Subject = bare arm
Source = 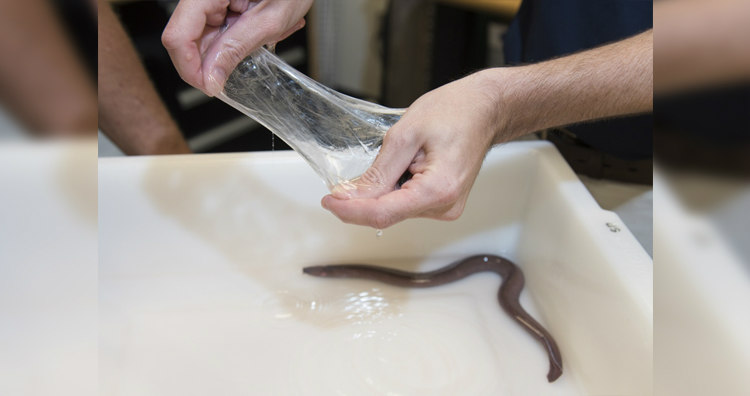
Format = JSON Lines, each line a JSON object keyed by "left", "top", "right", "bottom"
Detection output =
{"left": 654, "top": 0, "right": 750, "bottom": 94}
{"left": 323, "top": 30, "right": 653, "bottom": 229}
{"left": 0, "top": 0, "right": 97, "bottom": 134}
{"left": 98, "top": 0, "right": 191, "bottom": 155}
{"left": 490, "top": 30, "right": 652, "bottom": 141}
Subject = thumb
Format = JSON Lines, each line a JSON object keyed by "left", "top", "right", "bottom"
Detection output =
{"left": 202, "top": 16, "right": 272, "bottom": 96}
{"left": 333, "top": 126, "right": 419, "bottom": 200}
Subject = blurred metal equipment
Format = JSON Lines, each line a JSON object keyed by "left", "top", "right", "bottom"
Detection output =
{"left": 308, "top": 0, "right": 389, "bottom": 100}
{"left": 381, "top": 0, "right": 435, "bottom": 107}
{"left": 381, "top": 0, "right": 518, "bottom": 107}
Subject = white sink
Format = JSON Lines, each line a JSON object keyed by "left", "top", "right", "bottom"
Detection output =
{"left": 0, "top": 141, "right": 97, "bottom": 396}
{"left": 653, "top": 173, "right": 750, "bottom": 396}
{"left": 99, "top": 141, "right": 652, "bottom": 395}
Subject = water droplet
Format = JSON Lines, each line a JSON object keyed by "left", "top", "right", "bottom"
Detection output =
{"left": 375, "top": 229, "right": 383, "bottom": 238}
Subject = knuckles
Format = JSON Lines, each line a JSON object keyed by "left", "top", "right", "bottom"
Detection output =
{"left": 161, "top": 27, "right": 179, "bottom": 49}
{"left": 253, "top": 14, "right": 286, "bottom": 39}
{"left": 359, "top": 166, "right": 387, "bottom": 189}
{"left": 434, "top": 187, "right": 460, "bottom": 207}
{"left": 429, "top": 176, "right": 461, "bottom": 207}
{"left": 217, "top": 37, "right": 248, "bottom": 64}
{"left": 439, "top": 204, "right": 465, "bottom": 221}
{"left": 383, "top": 127, "right": 413, "bottom": 150}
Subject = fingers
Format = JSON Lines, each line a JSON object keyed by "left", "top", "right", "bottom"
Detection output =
{"left": 333, "top": 121, "right": 420, "bottom": 200}
{"left": 162, "top": 0, "right": 229, "bottom": 91}
{"left": 276, "top": 18, "right": 306, "bottom": 43}
{"left": 228, "top": 0, "right": 252, "bottom": 13}
{"left": 323, "top": 185, "right": 429, "bottom": 229}
{"left": 163, "top": 0, "right": 310, "bottom": 96}
{"left": 323, "top": 171, "right": 466, "bottom": 229}
{"left": 201, "top": 9, "right": 307, "bottom": 95}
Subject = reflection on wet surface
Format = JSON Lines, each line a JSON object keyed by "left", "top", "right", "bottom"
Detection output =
{"left": 264, "top": 286, "right": 403, "bottom": 328}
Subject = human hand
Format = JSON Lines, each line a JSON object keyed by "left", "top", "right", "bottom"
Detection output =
{"left": 322, "top": 30, "right": 654, "bottom": 229}
{"left": 162, "top": 0, "right": 313, "bottom": 96}
{"left": 321, "top": 70, "right": 509, "bottom": 229}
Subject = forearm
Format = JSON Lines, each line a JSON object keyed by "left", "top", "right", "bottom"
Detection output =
{"left": 654, "top": 0, "right": 750, "bottom": 93}
{"left": 98, "top": 0, "right": 190, "bottom": 155}
{"left": 0, "top": 0, "right": 97, "bottom": 134}
{"left": 483, "top": 30, "right": 653, "bottom": 143}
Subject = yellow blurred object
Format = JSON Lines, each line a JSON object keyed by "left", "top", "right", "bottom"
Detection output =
{"left": 436, "top": 0, "right": 522, "bottom": 18}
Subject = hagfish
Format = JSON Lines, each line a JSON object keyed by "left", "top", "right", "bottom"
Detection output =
{"left": 303, "top": 254, "right": 563, "bottom": 382}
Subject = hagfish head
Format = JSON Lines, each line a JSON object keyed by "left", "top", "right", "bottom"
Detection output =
{"left": 302, "top": 266, "right": 329, "bottom": 277}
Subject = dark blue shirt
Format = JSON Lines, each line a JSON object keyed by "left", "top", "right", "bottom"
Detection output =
{"left": 504, "top": 0, "right": 653, "bottom": 160}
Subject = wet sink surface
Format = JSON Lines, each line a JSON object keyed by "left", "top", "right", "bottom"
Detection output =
{"left": 99, "top": 142, "right": 652, "bottom": 395}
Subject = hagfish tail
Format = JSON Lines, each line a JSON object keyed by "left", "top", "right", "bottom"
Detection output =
{"left": 302, "top": 254, "right": 563, "bottom": 382}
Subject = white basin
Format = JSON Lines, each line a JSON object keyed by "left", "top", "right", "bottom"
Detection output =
{"left": 0, "top": 141, "right": 97, "bottom": 396}
{"left": 98, "top": 141, "right": 652, "bottom": 395}
{"left": 653, "top": 173, "right": 750, "bottom": 395}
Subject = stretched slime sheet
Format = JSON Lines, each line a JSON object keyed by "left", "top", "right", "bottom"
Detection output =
{"left": 218, "top": 47, "right": 405, "bottom": 189}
